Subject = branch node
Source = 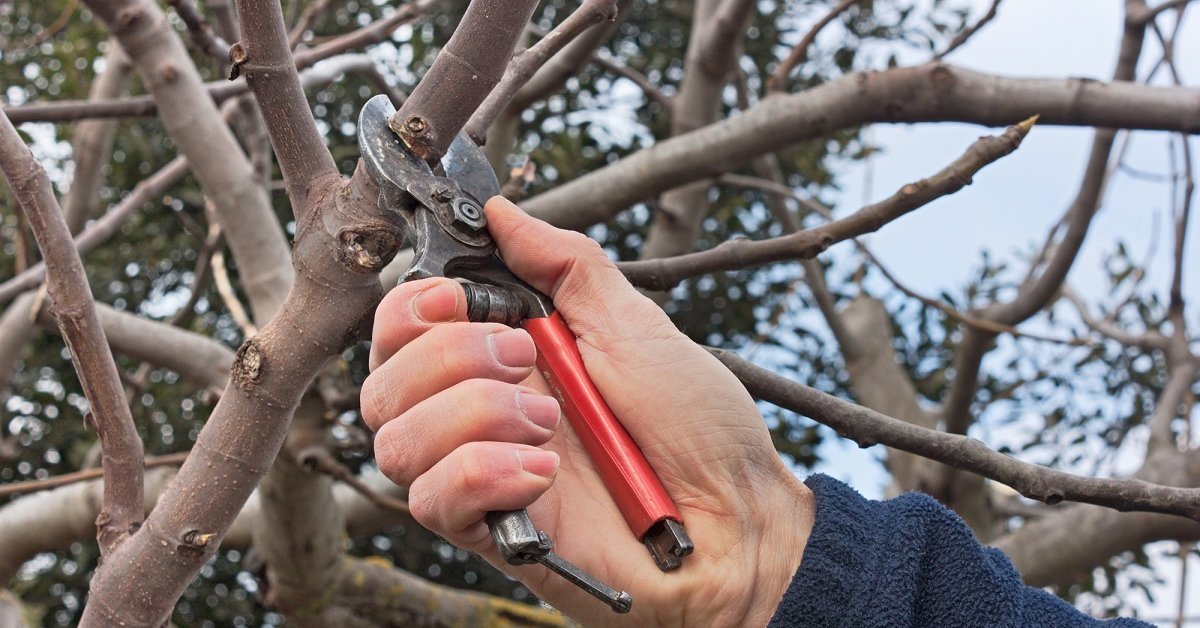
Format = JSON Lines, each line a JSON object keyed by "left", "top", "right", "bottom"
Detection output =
{"left": 336, "top": 228, "right": 402, "bottom": 273}
{"left": 228, "top": 42, "right": 248, "bottom": 80}
{"left": 233, "top": 339, "right": 265, "bottom": 387}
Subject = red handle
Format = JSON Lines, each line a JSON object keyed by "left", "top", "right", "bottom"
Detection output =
{"left": 523, "top": 312, "right": 682, "bottom": 539}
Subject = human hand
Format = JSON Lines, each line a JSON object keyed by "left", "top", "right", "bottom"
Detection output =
{"left": 362, "top": 197, "right": 814, "bottom": 626}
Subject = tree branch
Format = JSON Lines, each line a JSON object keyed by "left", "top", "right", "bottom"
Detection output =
{"left": 709, "top": 348, "right": 1200, "bottom": 522}
{"left": 167, "top": 0, "right": 231, "bottom": 62}
{"left": 0, "top": 452, "right": 188, "bottom": 498}
{"left": 618, "top": 116, "right": 1035, "bottom": 290}
{"left": 0, "top": 112, "right": 144, "bottom": 555}
{"left": 233, "top": 0, "right": 339, "bottom": 222}
{"left": 464, "top": 0, "right": 619, "bottom": 143}
{"left": 933, "top": 0, "right": 1002, "bottom": 61}
{"left": 766, "top": 0, "right": 858, "bottom": 93}
{"left": 82, "top": 0, "right": 294, "bottom": 322}
{"left": 0, "top": 156, "right": 189, "bottom": 308}
{"left": 390, "top": 0, "right": 540, "bottom": 162}
{"left": 940, "top": 5, "right": 1147, "bottom": 434}
{"left": 524, "top": 63, "right": 1200, "bottom": 231}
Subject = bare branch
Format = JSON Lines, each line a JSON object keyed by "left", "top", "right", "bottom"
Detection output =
{"left": 390, "top": 0, "right": 540, "bottom": 162}
{"left": 82, "top": 0, "right": 294, "bottom": 322}
{"left": 4, "top": 7, "right": 436, "bottom": 125}
{"left": 287, "top": 0, "right": 337, "bottom": 48}
{"left": 1129, "top": 0, "right": 1195, "bottom": 24}
{"left": 933, "top": 0, "right": 1002, "bottom": 61}
{"left": 297, "top": 446, "right": 410, "bottom": 514}
{"left": 508, "top": 0, "right": 633, "bottom": 111}
{"left": 465, "top": 0, "right": 619, "bottom": 142}
{"left": 709, "top": 348, "right": 1200, "bottom": 522}
{"left": 941, "top": 9, "right": 1148, "bottom": 434}
{"left": 1062, "top": 287, "right": 1169, "bottom": 350}
{"left": 591, "top": 49, "right": 673, "bottom": 110}
{"left": 618, "top": 116, "right": 1035, "bottom": 290}
{"left": 0, "top": 452, "right": 188, "bottom": 498}
{"left": 766, "top": 0, "right": 858, "bottom": 93}
{"left": 524, "top": 64, "right": 1200, "bottom": 231}
{"left": 62, "top": 38, "right": 133, "bottom": 233}
{"left": 0, "top": 112, "right": 144, "bottom": 554}
{"left": 0, "top": 156, "right": 190, "bottom": 308}
{"left": 233, "top": 0, "right": 339, "bottom": 221}
{"left": 167, "top": 0, "right": 231, "bottom": 61}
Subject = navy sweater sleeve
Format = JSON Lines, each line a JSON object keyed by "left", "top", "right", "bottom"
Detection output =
{"left": 768, "top": 475, "right": 1150, "bottom": 627}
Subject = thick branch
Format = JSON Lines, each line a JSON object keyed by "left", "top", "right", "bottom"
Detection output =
{"left": 37, "top": 301, "right": 235, "bottom": 392}
{"left": 618, "top": 117, "right": 1034, "bottom": 290}
{"left": 233, "top": 0, "right": 339, "bottom": 221}
{"left": 78, "top": 162, "right": 399, "bottom": 627}
{"left": 524, "top": 63, "right": 1200, "bottom": 230}
{"left": 464, "top": 0, "right": 619, "bottom": 142}
{"left": 709, "top": 348, "right": 1200, "bottom": 522}
{"left": 82, "top": 0, "right": 293, "bottom": 322}
{"left": 389, "top": 0, "right": 539, "bottom": 162}
{"left": 994, "top": 451, "right": 1200, "bottom": 587}
{"left": 0, "top": 113, "right": 144, "bottom": 555}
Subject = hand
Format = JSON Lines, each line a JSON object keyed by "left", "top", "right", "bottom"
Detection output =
{"left": 362, "top": 197, "right": 814, "bottom": 626}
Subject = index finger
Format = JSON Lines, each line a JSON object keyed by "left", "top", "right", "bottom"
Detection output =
{"left": 369, "top": 277, "right": 468, "bottom": 371}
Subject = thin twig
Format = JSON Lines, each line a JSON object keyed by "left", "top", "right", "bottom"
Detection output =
{"left": 0, "top": 0, "right": 79, "bottom": 53}
{"left": 709, "top": 347, "right": 1200, "bottom": 522}
{"left": 211, "top": 248, "right": 257, "bottom": 337}
{"left": 618, "top": 116, "right": 1037, "bottom": 290}
{"left": 933, "top": 0, "right": 1002, "bottom": 60}
{"left": 5, "top": 3, "right": 439, "bottom": 125}
{"left": 766, "top": 0, "right": 858, "bottom": 94}
{"left": 0, "top": 452, "right": 190, "bottom": 498}
{"left": 0, "top": 156, "right": 190, "bottom": 308}
{"left": 287, "top": 0, "right": 337, "bottom": 48}
{"left": 297, "top": 447, "right": 409, "bottom": 513}
{"left": 0, "top": 112, "right": 144, "bottom": 554}
{"left": 167, "top": 0, "right": 231, "bottom": 62}
{"left": 465, "top": 0, "right": 620, "bottom": 142}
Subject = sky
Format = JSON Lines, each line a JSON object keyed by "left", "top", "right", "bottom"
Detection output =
{"left": 801, "top": 1, "right": 1198, "bottom": 623}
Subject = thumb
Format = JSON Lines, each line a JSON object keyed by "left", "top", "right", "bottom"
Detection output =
{"left": 482, "top": 196, "right": 672, "bottom": 341}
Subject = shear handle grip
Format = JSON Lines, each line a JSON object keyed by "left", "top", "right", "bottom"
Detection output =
{"left": 522, "top": 312, "right": 682, "bottom": 539}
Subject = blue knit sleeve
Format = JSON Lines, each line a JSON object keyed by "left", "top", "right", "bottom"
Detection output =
{"left": 768, "top": 474, "right": 1151, "bottom": 627}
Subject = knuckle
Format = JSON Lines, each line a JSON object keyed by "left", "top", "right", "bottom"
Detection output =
{"left": 374, "top": 429, "right": 415, "bottom": 486}
{"left": 455, "top": 446, "right": 497, "bottom": 495}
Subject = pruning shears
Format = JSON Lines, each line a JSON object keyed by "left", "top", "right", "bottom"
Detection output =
{"left": 358, "top": 95, "right": 692, "bottom": 613}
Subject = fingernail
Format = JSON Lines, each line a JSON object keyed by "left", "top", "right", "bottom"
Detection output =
{"left": 517, "top": 391, "right": 560, "bottom": 431}
{"left": 517, "top": 450, "right": 559, "bottom": 479}
{"left": 412, "top": 282, "right": 459, "bottom": 323}
{"left": 489, "top": 328, "right": 535, "bottom": 367}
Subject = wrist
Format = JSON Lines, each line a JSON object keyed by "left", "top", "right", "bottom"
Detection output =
{"left": 743, "top": 472, "right": 814, "bottom": 626}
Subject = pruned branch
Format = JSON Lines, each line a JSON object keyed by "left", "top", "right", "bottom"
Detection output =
{"left": 709, "top": 348, "right": 1200, "bottom": 522}
{"left": 465, "top": 0, "right": 619, "bottom": 142}
{"left": 0, "top": 112, "right": 144, "bottom": 555}
{"left": 524, "top": 63, "right": 1200, "bottom": 231}
{"left": 618, "top": 116, "right": 1035, "bottom": 290}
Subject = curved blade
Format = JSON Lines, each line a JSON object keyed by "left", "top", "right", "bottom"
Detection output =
{"left": 444, "top": 133, "right": 501, "bottom": 204}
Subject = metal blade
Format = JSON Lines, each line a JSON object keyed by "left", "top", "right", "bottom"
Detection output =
{"left": 443, "top": 133, "right": 501, "bottom": 205}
